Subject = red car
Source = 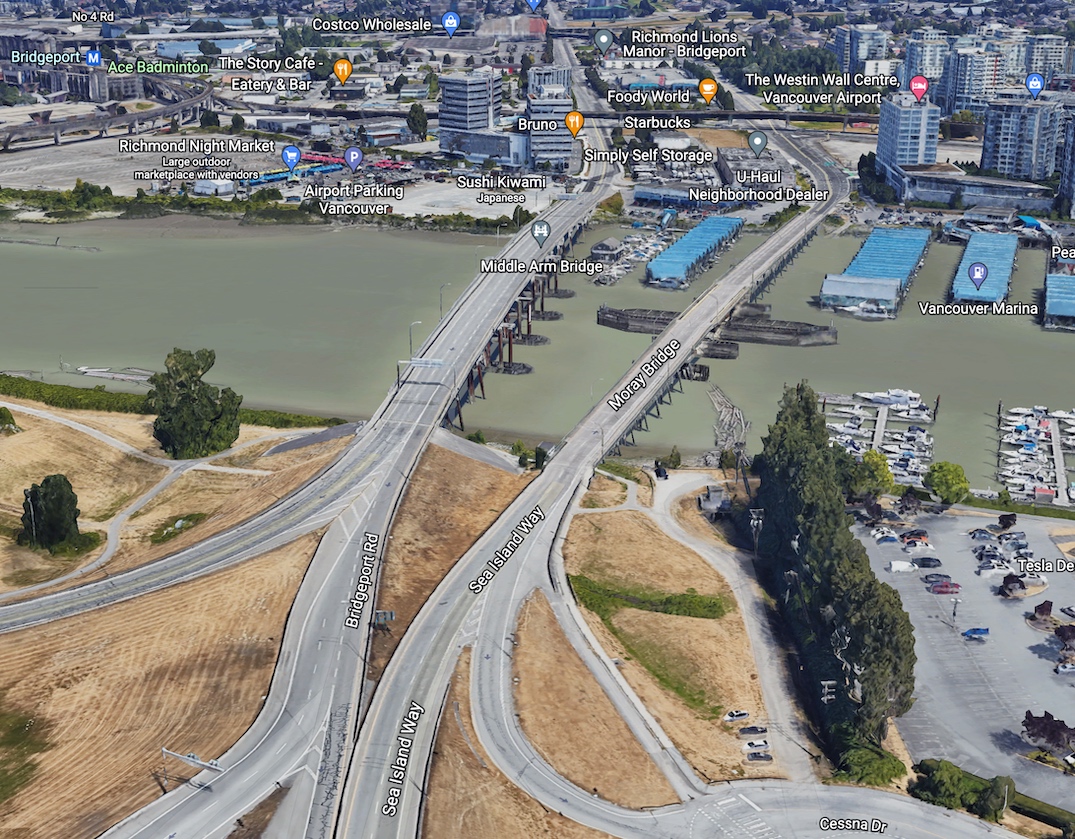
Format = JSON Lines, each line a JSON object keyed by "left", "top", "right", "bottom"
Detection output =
{"left": 929, "top": 581, "right": 961, "bottom": 594}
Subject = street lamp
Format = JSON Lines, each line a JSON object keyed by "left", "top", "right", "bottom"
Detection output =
{"left": 439, "top": 283, "right": 451, "bottom": 320}
{"left": 951, "top": 597, "right": 962, "bottom": 621}
{"left": 409, "top": 321, "right": 422, "bottom": 358}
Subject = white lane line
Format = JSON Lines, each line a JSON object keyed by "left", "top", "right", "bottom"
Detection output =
{"left": 333, "top": 667, "right": 338, "bottom": 679}
{"left": 275, "top": 742, "right": 287, "bottom": 754}
{"left": 738, "top": 794, "right": 762, "bottom": 811}
{"left": 317, "top": 641, "right": 322, "bottom": 650}
{"left": 313, "top": 665, "right": 318, "bottom": 675}
{"left": 297, "top": 714, "right": 304, "bottom": 725}
{"left": 322, "top": 618, "right": 326, "bottom": 628}
{"left": 717, "top": 797, "right": 737, "bottom": 805}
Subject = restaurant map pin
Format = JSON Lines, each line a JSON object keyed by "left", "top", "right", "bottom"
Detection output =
{"left": 748, "top": 131, "right": 767, "bottom": 158}
{"left": 698, "top": 78, "right": 718, "bottom": 105}
{"left": 593, "top": 29, "right": 614, "bottom": 55}
{"left": 566, "top": 111, "right": 584, "bottom": 138}
{"left": 333, "top": 59, "right": 352, "bottom": 85}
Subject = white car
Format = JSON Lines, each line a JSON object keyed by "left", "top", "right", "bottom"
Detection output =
{"left": 871, "top": 526, "right": 895, "bottom": 538}
{"left": 903, "top": 541, "right": 933, "bottom": 552}
{"left": 723, "top": 710, "right": 750, "bottom": 722}
{"left": 1055, "top": 663, "right": 1075, "bottom": 674}
{"left": 742, "top": 740, "right": 770, "bottom": 751}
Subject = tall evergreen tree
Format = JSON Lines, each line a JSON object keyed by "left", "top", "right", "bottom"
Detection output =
{"left": 21, "top": 474, "right": 80, "bottom": 550}
{"left": 147, "top": 348, "right": 242, "bottom": 459}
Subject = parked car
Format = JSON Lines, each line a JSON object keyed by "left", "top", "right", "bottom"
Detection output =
{"left": 1061, "top": 606, "right": 1075, "bottom": 620}
{"left": 746, "top": 752, "right": 773, "bottom": 762}
{"left": 899, "top": 529, "right": 928, "bottom": 543}
{"left": 930, "top": 581, "right": 962, "bottom": 594}
{"left": 968, "top": 529, "right": 994, "bottom": 541}
{"left": 1003, "top": 540, "right": 1030, "bottom": 553}
{"left": 876, "top": 534, "right": 899, "bottom": 544}
{"left": 742, "top": 740, "right": 770, "bottom": 751}
{"left": 723, "top": 710, "right": 750, "bottom": 722}
{"left": 913, "top": 556, "right": 942, "bottom": 568}
{"left": 739, "top": 726, "right": 767, "bottom": 737}
{"left": 922, "top": 573, "right": 951, "bottom": 584}
{"left": 904, "top": 541, "right": 933, "bottom": 552}
{"left": 1055, "top": 663, "right": 1075, "bottom": 674}
{"left": 973, "top": 545, "right": 1002, "bottom": 560}
{"left": 998, "top": 531, "right": 1026, "bottom": 543}
{"left": 871, "top": 526, "right": 895, "bottom": 538}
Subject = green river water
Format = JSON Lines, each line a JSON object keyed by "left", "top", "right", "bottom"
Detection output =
{"left": 0, "top": 218, "right": 1068, "bottom": 487}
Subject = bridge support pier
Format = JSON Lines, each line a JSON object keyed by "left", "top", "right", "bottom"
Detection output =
{"left": 53, "top": 129, "right": 61, "bottom": 145}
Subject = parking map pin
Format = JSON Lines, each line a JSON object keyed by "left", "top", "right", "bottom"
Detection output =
{"left": 910, "top": 75, "right": 929, "bottom": 102}
{"left": 282, "top": 145, "right": 301, "bottom": 172}
{"left": 1026, "top": 73, "right": 1044, "bottom": 99}
{"left": 442, "top": 11, "right": 459, "bottom": 37}
{"left": 531, "top": 220, "right": 550, "bottom": 247}
{"left": 698, "top": 78, "right": 718, "bottom": 105}
{"left": 566, "top": 111, "right": 584, "bottom": 138}
{"left": 526, "top": 0, "right": 541, "bottom": 10}
{"left": 345, "top": 147, "right": 363, "bottom": 173}
{"left": 969, "top": 262, "right": 988, "bottom": 290}
{"left": 748, "top": 131, "right": 767, "bottom": 158}
{"left": 593, "top": 29, "right": 614, "bottom": 55}
{"left": 333, "top": 59, "right": 353, "bottom": 85}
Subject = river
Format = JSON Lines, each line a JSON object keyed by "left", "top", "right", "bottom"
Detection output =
{"left": 1, "top": 217, "right": 1068, "bottom": 487}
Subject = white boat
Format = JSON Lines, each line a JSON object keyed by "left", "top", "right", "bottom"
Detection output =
{"left": 854, "top": 388, "right": 921, "bottom": 405}
{"left": 832, "top": 405, "right": 870, "bottom": 417}
{"left": 891, "top": 407, "right": 933, "bottom": 422}
{"left": 836, "top": 302, "right": 894, "bottom": 320}
{"left": 1049, "top": 409, "right": 1075, "bottom": 420}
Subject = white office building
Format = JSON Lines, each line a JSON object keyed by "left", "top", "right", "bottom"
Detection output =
{"left": 875, "top": 91, "right": 940, "bottom": 190}
{"left": 525, "top": 65, "right": 573, "bottom": 169}
{"left": 981, "top": 93, "right": 1060, "bottom": 180}
{"left": 905, "top": 28, "right": 949, "bottom": 80}
{"left": 438, "top": 70, "right": 501, "bottom": 132}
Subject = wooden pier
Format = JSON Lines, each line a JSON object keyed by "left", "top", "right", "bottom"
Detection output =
{"left": 871, "top": 406, "right": 889, "bottom": 450}
{"left": 1049, "top": 430, "right": 1071, "bottom": 506}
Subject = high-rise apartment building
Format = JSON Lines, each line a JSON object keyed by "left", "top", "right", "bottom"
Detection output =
{"left": 1059, "top": 118, "right": 1075, "bottom": 216}
{"left": 875, "top": 91, "right": 940, "bottom": 190}
{"left": 828, "top": 24, "right": 889, "bottom": 73}
{"left": 981, "top": 93, "right": 1060, "bottom": 180}
{"left": 905, "top": 28, "right": 949, "bottom": 80}
{"left": 525, "top": 65, "right": 573, "bottom": 169}
{"left": 1025, "top": 34, "right": 1066, "bottom": 82}
{"left": 438, "top": 70, "right": 502, "bottom": 132}
{"left": 940, "top": 48, "right": 1003, "bottom": 116}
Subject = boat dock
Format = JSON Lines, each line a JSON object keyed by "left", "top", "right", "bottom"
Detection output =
{"left": 1049, "top": 431, "right": 1070, "bottom": 506}
{"left": 818, "top": 227, "right": 932, "bottom": 319}
{"left": 872, "top": 405, "right": 889, "bottom": 450}
{"left": 950, "top": 232, "right": 1018, "bottom": 303}
{"left": 994, "top": 403, "right": 1073, "bottom": 506}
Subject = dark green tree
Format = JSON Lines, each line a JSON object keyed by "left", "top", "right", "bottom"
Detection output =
{"left": 230, "top": 113, "right": 245, "bottom": 133}
{"left": 200, "top": 110, "right": 220, "bottom": 128}
{"left": 924, "top": 461, "right": 969, "bottom": 504}
{"left": 972, "top": 776, "right": 1015, "bottom": 822}
{"left": 20, "top": 474, "right": 80, "bottom": 550}
{"left": 911, "top": 760, "right": 973, "bottom": 809}
{"left": 406, "top": 102, "right": 428, "bottom": 136}
{"left": 534, "top": 446, "right": 548, "bottom": 470}
{"left": 0, "top": 405, "right": 17, "bottom": 431}
{"left": 146, "top": 348, "right": 242, "bottom": 459}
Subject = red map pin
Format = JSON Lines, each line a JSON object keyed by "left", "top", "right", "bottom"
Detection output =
{"left": 910, "top": 75, "right": 929, "bottom": 102}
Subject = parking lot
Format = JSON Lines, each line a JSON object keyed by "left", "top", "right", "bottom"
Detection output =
{"left": 859, "top": 507, "right": 1075, "bottom": 808}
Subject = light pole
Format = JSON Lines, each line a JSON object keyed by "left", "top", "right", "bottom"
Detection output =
{"left": 590, "top": 377, "right": 604, "bottom": 399}
{"left": 496, "top": 222, "right": 506, "bottom": 242}
{"left": 439, "top": 283, "right": 451, "bottom": 320}
{"left": 409, "top": 321, "right": 422, "bottom": 358}
{"left": 951, "top": 597, "right": 962, "bottom": 621}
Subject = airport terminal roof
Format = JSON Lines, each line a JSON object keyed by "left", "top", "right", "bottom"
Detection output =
{"left": 951, "top": 231, "right": 1019, "bottom": 303}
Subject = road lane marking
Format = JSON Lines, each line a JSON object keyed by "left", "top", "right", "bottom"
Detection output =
{"left": 738, "top": 794, "right": 762, "bottom": 811}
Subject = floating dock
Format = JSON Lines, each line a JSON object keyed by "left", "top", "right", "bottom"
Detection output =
{"left": 645, "top": 217, "right": 743, "bottom": 289}
{"left": 950, "top": 232, "right": 1018, "bottom": 303}
{"left": 818, "top": 227, "right": 931, "bottom": 315}
{"left": 597, "top": 304, "right": 837, "bottom": 347}
{"left": 1043, "top": 274, "right": 1075, "bottom": 331}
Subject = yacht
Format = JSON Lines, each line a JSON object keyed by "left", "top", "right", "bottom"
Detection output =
{"left": 854, "top": 388, "right": 921, "bottom": 405}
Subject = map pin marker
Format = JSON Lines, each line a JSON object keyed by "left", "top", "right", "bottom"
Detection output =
{"left": 442, "top": 12, "right": 459, "bottom": 38}
{"left": 531, "top": 220, "right": 550, "bottom": 247}
{"left": 526, "top": 0, "right": 541, "bottom": 11}
{"left": 345, "top": 146, "right": 363, "bottom": 173}
{"left": 565, "top": 111, "right": 584, "bottom": 138}
{"left": 282, "top": 145, "right": 301, "bottom": 172}
{"left": 968, "top": 262, "right": 988, "bottom": 290}
{"left": 698, "top": 78, "right": 718, "bottom": 105}
{"left": 748, "top": 131, "right": 767, "bottom": 159}
{"left": 1025, "top": 73, "right": 1044, "bottom": 100}
{"left": 593, "top": 29, "right": 614, "bottom": 55}
{"left": 910, "top": 75, "right": 929, "bottom": 102}
{"left": 333, "top": 58, "right": 352, "bottom": 85}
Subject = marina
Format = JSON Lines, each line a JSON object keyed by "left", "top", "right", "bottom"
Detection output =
{"left": 819, "top": 227, "right": 932, "bottom": 319}
{"left": 644, "top": 217, "right": 744, "bottom": 290}
{"left": 994, "top": 404, "right": 1075, "bottom": 506}
{"left": 950, "top": 232, "right": 1018, "bottom": 303}
{"left": 821, "top": 388, "right": 936, "bottom": 487}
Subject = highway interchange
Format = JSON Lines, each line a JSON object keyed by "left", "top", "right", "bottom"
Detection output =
{"left": 0, "top": 22, "right": 1030, "bottom": 839}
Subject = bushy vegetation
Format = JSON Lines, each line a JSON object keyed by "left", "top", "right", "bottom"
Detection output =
{"left": 857, "top": 153, "right": 897, "bottom": 204}
{"left": 18, "top": 474, "right": 96, "bottom": 556}
{"left": 749, "top": 382, "right": 914, "bottom": 774}
{"left": 0, "top": 406, "right": 17, "bottom": 431}
{"left": 0, "top": 375, "right": 344, "bottom": 429}
{"left": 149, "top": 513, "right": 208, "bottom": 544}
{"left": 0, "top": 700, "right": 52, "bottom": 806}
{"left": 147, "top": 348, "right": 241, "bottom": 459}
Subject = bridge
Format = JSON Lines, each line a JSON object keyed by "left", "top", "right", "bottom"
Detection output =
{"left": 0, "top": 76, "right": 212, "bottom": 149}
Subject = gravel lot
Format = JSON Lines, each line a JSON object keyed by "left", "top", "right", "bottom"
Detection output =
{"left": 859, "top": 507, "right": 1075, "bottom": 809}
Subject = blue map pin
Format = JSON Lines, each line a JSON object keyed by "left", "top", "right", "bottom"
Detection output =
{"left": 526, "top": 0, "right": 541, "bottom": 11}
{"left": 442, "top": 11, "right": 459, "bottom": 37}
{"left": 282, "top": 145, "right": 301, "bottom": 172}
{"left": 1025, "top": 73, "right": 1044, "bottom": 99}
{"left": 345, "top": 147, "right": 363, "bottom": 173}
{"left": 968, "top": 262, "right": 988, "bottom": 290}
